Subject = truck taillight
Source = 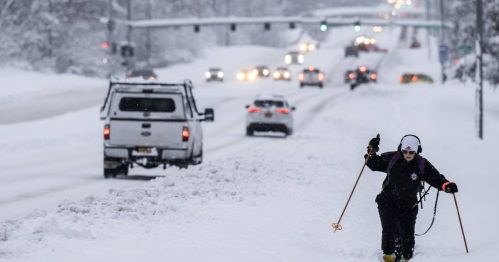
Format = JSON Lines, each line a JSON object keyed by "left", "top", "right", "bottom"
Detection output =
{"left": 247, "top": 107, "right": 262, "bottom": 113}
{"left": 182, "top": 127, "right": 190, "bottom": 142}
{"left": 103, "top": 124, "right": 110, "bottom": 140}
{"left": 318, "top": 73, "right": 324, "bottom": 81}
{"left": 370, "top": 73, "right": 377, "bottom": 80}
{"left": 275, "top": 108, "right": 289, "bottom": 114}
{"left": 299, "top": 73, "right": 304, "bottom": 81}
{"left": 349, "top": 73, "right": 356, "bottom": 80}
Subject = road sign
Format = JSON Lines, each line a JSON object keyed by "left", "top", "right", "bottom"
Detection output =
{"left": 439, "top": 44, "right": 449, "bottom": 63}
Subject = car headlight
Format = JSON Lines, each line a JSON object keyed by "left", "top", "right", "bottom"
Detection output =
{"left": 285, "top": 55, "right": 291, "bottom": 64}
{"left": 283, "top": 72, "right": 290, "bottom": 78}
{"left": 205, "top": 72, "right": 211, "bottom": 78}
{"left": 273, "top": 72, "right": 280, "bottom": 78}
{"left": 263, "top": 69, "right": 269, "bottom": 76}
{"left": 308, "top": 44, "right": 316, "bottom": 51}
{"left": 217, "top": 72, "right": 224, "bottom": 78}
{"left": 298, "top": 55, "right": 304, "bottom": 63}
{"left": 237, "top": 72, "right": 245, "bottom": 80}
{"left": 300, "top": 44, "right": 308, "bottom": 51}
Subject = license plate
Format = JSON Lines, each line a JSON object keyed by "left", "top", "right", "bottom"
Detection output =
{"left": 133, "top": 147, "right": 158, "bottom": 156}
{"left": 138, "top": 147, "right": 151, "bottom": 153}
{"left": 265, "top": 112, "right": 272, "bottom": 118}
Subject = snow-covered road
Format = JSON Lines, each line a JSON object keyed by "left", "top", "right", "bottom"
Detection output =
{"left": 1, "top": 27, "right": 498, "bottom": 261}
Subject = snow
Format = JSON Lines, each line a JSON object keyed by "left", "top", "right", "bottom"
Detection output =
{"left": 1, "top": 21, "right": 499, "bottom": 262}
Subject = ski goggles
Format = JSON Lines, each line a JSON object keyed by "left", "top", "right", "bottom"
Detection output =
{"left": 402, "top": 150, "right": 416, "bottom": 155}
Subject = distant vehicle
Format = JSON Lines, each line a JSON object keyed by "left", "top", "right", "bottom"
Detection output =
{"left": 345, "top": 45, "right": 359, "bottom": 58}
{"left": 354, "top": 36, "right": 387, "bottom": 53}
{"left": 236, "top": 68, "right": 258, "bottom": 81}
{"left": 400, "top": 73, "right": 434, "bottom": 84}
{"left": 299, "top": 66, "right": 324, "bottom": 88}
{"left": 126, "top": 69, "right": 157, "bottom": 80}
{"left": 245, "top": 94, "right": 295, "bottom": 137}
{"left": 99, "top": 80, "right": 214, "bottom": 178}
{"left": 300, "top": 42, "right": 317, "bottom": 52}
{"left": 410, "top": 41, "right": 421, "bottom": 49}
{"left": 284, "top": 51, "right": 305, "bottom": 65}
{"left": 346, "top": 66, "right": 378, "bottom": 90}
{"left": 205, "top": 68, "right": 224, "bottom": 82}
{"left": 254, "top": 65, "right": 271, "bottom": 78}
{"left": 272, "top": 67, "right": 291, "bottom": 81}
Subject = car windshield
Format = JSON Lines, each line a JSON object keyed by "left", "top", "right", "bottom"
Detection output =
{"left": 254, "top": 100, "right": 285, "bottom": 108}
{"left": 209, "top": 68, "right": 221, "bottom": 72}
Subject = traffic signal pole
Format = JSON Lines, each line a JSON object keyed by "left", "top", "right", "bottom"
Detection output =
{"left": 476, "top": 0, "right": 484, "bottom": 139}
{"left": 439, "top": 0, "right": 445, "bottom": 84}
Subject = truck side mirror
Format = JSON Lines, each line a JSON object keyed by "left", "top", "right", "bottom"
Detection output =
{"left": 203, "top": 108, "right": 214, "bottom": 122}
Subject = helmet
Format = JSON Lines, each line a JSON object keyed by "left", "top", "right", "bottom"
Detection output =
{"left": 398, "top": 134, "right": 422, "bottom": 154}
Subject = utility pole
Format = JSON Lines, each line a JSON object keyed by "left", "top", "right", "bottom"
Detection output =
{"left": 146, "top": 0, "right": 151, "bottom": 66}
{"left": 425, "top": 0, "right": 432, "bottom": 60}
{"left": 439, "top": 0, "right": 446, "bottom": 84}
{"left": 476, "top": 0, "right": 484, "bottom": 139}
{"left": 126, "top": 0, "right": 132, "bottom": 71}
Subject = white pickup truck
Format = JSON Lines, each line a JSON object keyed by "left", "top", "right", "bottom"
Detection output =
{"left": 99, "top": 80, "right": 214, "bottom": 178}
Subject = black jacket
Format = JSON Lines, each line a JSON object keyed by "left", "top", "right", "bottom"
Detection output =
{"left": 366, "top": 151, "right": 448, "bottom": 207}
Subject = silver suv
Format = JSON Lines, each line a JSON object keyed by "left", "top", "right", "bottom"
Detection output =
{"left": 245, "top": 95, "right": 295, "bottom": 137}
{"left": 99, "top": 80, "right": 214, "bottom": 178}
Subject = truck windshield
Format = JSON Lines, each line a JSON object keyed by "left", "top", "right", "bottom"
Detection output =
{"left": 119, "top": 97, "right": 176, "bottom": 112}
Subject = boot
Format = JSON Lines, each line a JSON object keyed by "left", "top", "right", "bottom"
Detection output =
{"left": 382, "top": 253, "right": 396, "bottom": 262}
{"left": 400, "top": 256, "right": 411, "bottom": 262}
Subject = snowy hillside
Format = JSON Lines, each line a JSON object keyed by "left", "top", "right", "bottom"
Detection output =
{"left": 1, "top": 25, "right": 499, "bottom": 262}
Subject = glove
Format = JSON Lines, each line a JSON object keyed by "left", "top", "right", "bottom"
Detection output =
{"left": 367, "top": 134, "right": 380, "bottom": 155}
{"left": 442, "top": 182, "right": 458, "bottom": 193}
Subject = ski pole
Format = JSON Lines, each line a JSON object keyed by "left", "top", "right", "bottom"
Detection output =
{"left": 453, "top": 193, "right": 469, "bottom": 253}
{"left": 331, "top": 150, "right": 372, "bottom": 232}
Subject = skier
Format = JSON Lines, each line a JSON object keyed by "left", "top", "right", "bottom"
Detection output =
{"left": 365, "top": 134, "right": 458, "bottom": 262}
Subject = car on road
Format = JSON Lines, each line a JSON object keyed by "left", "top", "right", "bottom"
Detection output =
{"left": 245, "top": 94, "right": 295, "bottom": 137}
{"left": 300, "top": 42, "right": 317, "bottom": 52}
{"left": 299, "top": 66, "right": 324, "bottom": 88}
{"left": 126, "top": 69, "right": 157, "bottom": 80}
{"left": 400, "top": 73, "right": 434, "bottom": 84}
{"left": 205, "top": 68, "right": 224, "bottom": 82}
{"left": 346, "top": 66, "right": 377, "bottom": 90}
{"left": 345, "top": 45, "right": 359, "bottom": 58}
{"left": 284, "top": 51, "right": 305, "bottom": 65}
{"left": 99, "top": 80, "right": 214, "bottom": 178}
{"left": 236, "top": 68, "right": 258, "bottom": 81}
{"left": 272, "top": 67, "right": 291, "bottom": 81}
{"left": 254, "top": 65, "right": 271, "bottom": 78}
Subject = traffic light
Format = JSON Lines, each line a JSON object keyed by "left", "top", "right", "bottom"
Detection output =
{"left": 194, "top": 24, "right": 200, "bottom": 33}
{"left": 320, "top": 20, "right": 328, "bottom": 32}
{"left": 353, "top": 21, "right": 361, "bottom": 32}
{"left": 230, "top": 23, "right": 236, "bottom": 32}
{"left": 264, "top": 22, "right": 271, "bottom": 31}
{"left": 120, "top": 44, "right": 134, "bottom": 57}
{"left": 289, "top": 22, "right": 296, "bottom": 29}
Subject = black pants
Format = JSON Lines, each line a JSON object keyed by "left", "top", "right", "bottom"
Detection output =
{"left": 377, "top": 202, "right": 418, "bottom": 259}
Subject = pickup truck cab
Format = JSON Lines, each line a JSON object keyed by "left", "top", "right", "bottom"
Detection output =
{"left": 99, "top": 80, "right": 214, "bottom": 178}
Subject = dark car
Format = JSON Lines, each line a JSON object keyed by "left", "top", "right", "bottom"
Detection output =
{"left": 347, "top": 66, "right": 377, "bottom": 90}
{"left": 126, "top": 69, "right": 157, "bottom": 80}
{"left": 254, "top": 65, "right": 271, "bottom": 78}
{"left": 345, "top": 46, "right": 359, "bottom": 58}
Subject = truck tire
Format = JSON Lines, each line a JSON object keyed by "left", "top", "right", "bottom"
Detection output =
{"left": 104, "top": 168, "right": 116, "bottom": 179}
{"left": 192, "top": 148, "right": 203, "bottom": 165}
{"left": 246, "top": 128, "right": 254, "bottom": 136}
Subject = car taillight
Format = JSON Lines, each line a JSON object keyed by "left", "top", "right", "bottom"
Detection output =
{"left": 276, "top": 108, "right": 289, "bottom": 114}
{"left": 103, "top": 124, "right": 110, "bottom": 140}
{"left": 349, "top": 73, "right": 356, "bottom": 79}
{"left": 182, "top": 127, "right": 190, "bottom": 142}
{"left": 247, "top": 107, "right": 262, "bottom": 113}
{"left": 411, "top": 76, "right": 418, "bottom": 82}
{"left": 299, "top": 73, "right": 304, "bottom": 81}
{"left": 370, "top": 73, "right": 377, "bottom": 80}
{"left": 318, "top": 73, "right": 324, "bottom": 81}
